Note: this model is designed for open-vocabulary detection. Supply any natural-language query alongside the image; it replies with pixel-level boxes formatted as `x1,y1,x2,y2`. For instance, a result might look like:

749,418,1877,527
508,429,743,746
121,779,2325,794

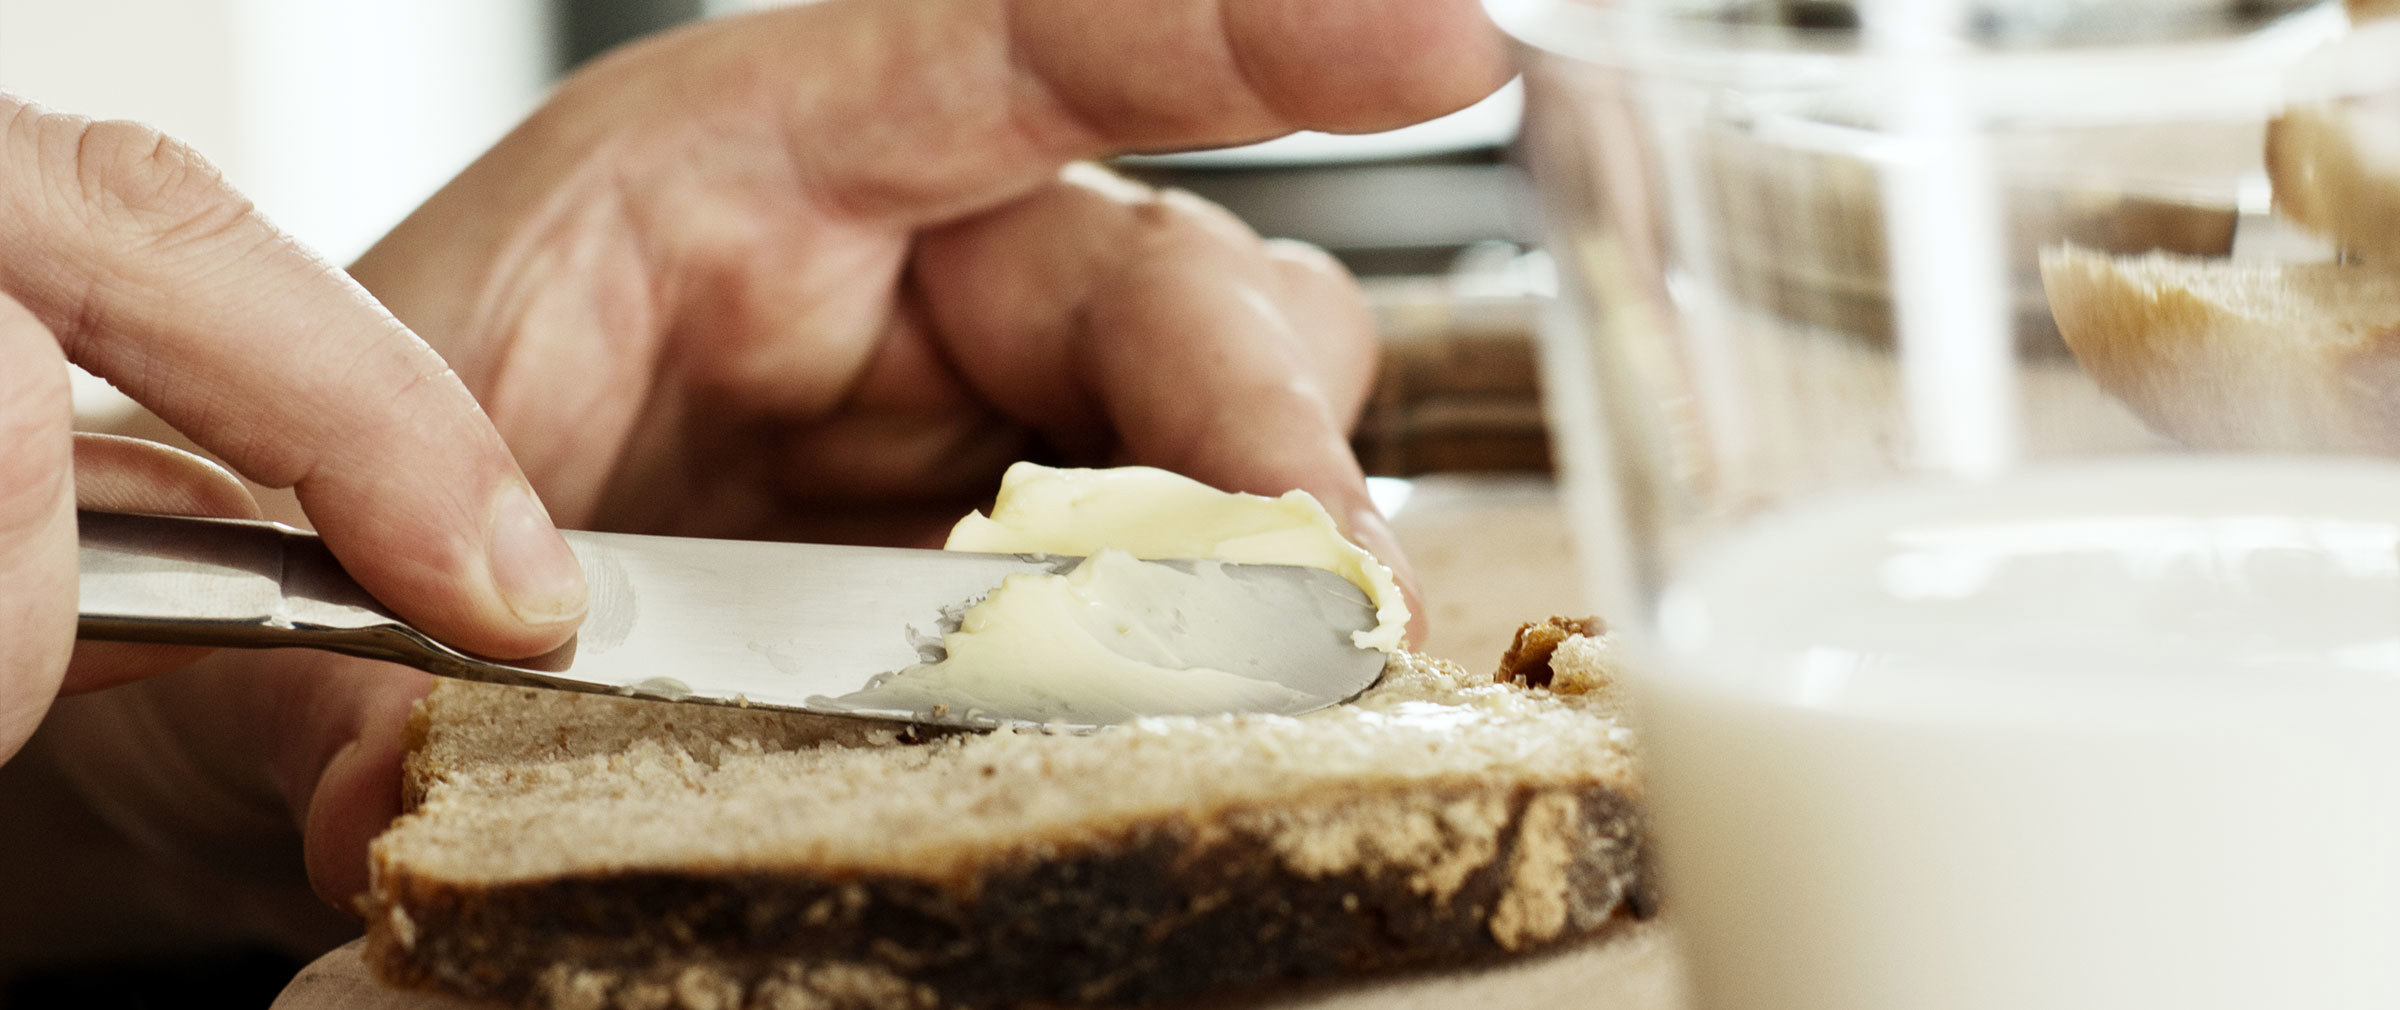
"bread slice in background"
364,627,1649,1010
2039,245,2400,452
2267,99,2400,264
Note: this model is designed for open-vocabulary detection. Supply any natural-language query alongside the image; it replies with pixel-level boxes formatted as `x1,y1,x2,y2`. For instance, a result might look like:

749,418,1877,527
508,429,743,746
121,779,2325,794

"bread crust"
366,779,1648,1010
2350,0,2400,25
365,650,1650,1009
2039,245,2400,453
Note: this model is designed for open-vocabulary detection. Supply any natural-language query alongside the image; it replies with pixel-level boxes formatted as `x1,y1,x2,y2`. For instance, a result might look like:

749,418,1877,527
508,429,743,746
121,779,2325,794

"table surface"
275,926,1685,1010
273,475,1687,1010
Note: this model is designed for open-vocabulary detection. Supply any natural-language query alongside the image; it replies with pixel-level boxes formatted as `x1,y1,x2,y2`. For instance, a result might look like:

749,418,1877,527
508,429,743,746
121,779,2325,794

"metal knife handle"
75,510,499,675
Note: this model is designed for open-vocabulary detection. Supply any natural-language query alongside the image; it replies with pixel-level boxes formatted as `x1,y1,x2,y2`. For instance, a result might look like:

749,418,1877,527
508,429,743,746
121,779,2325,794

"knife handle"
74,510,495,675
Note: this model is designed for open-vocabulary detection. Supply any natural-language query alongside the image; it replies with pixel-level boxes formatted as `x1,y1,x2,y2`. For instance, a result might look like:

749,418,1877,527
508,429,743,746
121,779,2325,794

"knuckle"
1266,241,1371,320
1050,165,1263,267
1262,237,1351,283
1134,186,1256,249
334,337,478,461
1057,165,1254,253
62,117,253,249
1057,161,1156,204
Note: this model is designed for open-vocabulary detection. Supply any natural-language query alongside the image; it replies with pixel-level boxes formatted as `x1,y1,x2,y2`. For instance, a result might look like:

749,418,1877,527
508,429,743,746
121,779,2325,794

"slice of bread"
363,623,1649,1010
2267,101,2400,264
2038,244,2400,452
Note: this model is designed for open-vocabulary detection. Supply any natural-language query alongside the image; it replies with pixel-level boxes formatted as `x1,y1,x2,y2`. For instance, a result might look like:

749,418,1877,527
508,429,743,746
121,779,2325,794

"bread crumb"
1495,616,1607,690
1545,635,1620,696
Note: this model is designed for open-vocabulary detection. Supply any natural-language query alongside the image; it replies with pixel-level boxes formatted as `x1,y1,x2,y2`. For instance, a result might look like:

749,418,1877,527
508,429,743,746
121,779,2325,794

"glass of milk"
1492,1,2400,1006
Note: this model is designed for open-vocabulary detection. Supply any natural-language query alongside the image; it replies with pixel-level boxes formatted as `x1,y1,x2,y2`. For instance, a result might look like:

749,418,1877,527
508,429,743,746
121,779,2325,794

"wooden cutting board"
273,924,1686,1010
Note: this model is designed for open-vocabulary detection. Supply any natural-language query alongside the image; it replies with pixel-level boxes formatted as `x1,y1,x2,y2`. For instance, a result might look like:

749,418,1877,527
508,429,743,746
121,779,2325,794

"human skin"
0,0,1508,960
0,103,593,764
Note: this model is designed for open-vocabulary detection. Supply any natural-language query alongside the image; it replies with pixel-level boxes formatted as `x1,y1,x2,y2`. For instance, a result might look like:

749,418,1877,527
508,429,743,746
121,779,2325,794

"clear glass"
1497,1,2400,1006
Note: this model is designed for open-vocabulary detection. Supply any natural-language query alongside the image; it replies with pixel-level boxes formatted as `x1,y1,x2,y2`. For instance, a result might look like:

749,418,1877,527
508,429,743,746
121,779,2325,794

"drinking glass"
1492,1,2400,1006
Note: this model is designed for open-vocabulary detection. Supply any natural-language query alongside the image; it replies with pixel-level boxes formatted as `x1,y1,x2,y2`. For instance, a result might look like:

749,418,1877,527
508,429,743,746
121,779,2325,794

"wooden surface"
273,475,1684,1010
1353,280,1550,477
1387,474,1594,670
275,926,1685,1010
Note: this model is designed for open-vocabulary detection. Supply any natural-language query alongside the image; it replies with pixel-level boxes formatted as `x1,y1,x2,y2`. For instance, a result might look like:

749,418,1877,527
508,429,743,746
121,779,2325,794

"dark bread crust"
367,779,1649,1010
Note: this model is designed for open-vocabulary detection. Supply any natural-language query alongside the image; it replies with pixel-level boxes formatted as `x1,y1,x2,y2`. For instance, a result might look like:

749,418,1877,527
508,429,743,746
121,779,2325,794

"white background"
0,0,556,265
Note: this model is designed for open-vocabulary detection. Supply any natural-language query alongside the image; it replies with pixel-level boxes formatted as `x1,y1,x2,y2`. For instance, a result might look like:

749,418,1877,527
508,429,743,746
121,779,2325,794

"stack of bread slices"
2040,0,2400,450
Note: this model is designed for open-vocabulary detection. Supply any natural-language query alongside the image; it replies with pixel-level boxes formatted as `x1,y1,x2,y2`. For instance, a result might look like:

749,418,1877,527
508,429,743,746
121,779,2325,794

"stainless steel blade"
539,532,1385,726
75,512,1388,730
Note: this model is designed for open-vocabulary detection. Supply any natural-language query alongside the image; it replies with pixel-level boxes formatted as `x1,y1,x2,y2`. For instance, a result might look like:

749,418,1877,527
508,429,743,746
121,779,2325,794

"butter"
947,464,1409,651
830,464,1410,725
829,549,1321,722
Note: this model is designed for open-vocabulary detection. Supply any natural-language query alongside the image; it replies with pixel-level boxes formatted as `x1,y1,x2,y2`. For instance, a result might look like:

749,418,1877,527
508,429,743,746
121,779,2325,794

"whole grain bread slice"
2039,244,2400,453
364,623,1650,1010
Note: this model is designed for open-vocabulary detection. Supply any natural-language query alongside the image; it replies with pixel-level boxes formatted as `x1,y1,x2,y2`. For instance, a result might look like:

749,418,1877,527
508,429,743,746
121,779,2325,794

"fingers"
1251,240,1430,642
168,648,427,911
32,642,427,921
909,167,1425,640
62,434,263,694
0,291,77,765
0,95,585,659
599,0,1508,225
70,433,261,518
280,659,429,908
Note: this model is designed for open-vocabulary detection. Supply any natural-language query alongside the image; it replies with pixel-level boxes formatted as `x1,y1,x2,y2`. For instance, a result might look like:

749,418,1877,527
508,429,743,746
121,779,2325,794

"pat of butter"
831,463,1409,724
830,549,1322,722
947,463,1408,651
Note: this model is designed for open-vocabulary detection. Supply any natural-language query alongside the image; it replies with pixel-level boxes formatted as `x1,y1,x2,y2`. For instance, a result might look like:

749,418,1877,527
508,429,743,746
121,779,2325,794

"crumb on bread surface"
1497,616,1613,694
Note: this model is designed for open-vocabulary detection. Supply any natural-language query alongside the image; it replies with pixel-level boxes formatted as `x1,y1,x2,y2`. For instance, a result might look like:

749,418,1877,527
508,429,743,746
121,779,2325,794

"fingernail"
1346,504,1407,570
486,483,587,627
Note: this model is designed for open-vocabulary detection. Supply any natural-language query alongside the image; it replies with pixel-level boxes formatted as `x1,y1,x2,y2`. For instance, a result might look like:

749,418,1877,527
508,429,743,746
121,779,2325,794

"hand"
0,95,589,768
353,0,1506,575
15,0,1508,943
0,445,402,966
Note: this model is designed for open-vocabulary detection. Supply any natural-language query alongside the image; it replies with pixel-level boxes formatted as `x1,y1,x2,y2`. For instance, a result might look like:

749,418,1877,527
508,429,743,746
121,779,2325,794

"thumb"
62,434,264,694
0,290,78,766
637,0,1508,226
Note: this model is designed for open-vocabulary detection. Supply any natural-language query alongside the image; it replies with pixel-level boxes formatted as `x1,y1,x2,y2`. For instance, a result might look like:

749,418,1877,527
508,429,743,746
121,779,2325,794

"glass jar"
1495,1,2400,1006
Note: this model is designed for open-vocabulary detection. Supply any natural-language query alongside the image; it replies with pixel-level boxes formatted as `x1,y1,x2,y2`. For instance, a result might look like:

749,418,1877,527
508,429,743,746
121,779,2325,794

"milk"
1643,456,2400,1009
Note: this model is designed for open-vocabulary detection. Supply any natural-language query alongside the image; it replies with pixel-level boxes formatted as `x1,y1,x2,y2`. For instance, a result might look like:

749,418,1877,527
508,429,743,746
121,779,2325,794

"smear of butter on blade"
831,549,1322,722
830,463,1408,725
947,463,1409,651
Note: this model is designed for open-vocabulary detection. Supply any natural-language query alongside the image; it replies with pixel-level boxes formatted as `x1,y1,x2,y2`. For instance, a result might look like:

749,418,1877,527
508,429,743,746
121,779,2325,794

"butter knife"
74,511,1385,730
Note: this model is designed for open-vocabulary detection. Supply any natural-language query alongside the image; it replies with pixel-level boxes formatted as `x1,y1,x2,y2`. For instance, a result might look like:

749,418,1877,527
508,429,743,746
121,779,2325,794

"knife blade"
74,510,1387,730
